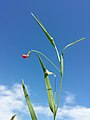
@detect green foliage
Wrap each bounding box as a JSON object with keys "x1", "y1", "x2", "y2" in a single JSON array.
[
  {"x1": 60, "y1": 53, "x2": 64, "y2": 77},
  {"x1": 22, "y1": 80, "x2": 37, "y2": 120},
  {"x1": 62, "y1": 38, "x2": 85, "y2": 53},
  {"x1": 29, "y1": 50, "x2": 60, "y2": 72},
  {"x1": 31, "y1": 13, "x2": 55, "y2": 48},
  {"x1": 37, "y1": 54, "x2": 57, "y2": 119},
  {"x1": 31, "y1": 13, "x2": 60, "y2": 63},
  {"x1": 21, "y1": 13, "x2": 85, "y2": 120}
]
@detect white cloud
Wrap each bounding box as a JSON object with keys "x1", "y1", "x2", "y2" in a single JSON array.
[
  {"x1": 34, "y1": 92, "x2": 90, "y2": 120},
  {"x1": 0, "y1": 84, "x2": 90, "y2": 120},
  {"x1": 34, "y1": 105, "x2": 90, "y2": 120},
  {"x1": 64, "y1": 91, "x2": 76, "y2": 105},
  {"x1": 0, "y1": 84, "x2": 26, "y2": 120},
  {"x1": 34, "y1": 105, "x2": 52, "y2": 117},
  {"x1": 56, "y1": 105, "x2": 90, "y2": 120}
]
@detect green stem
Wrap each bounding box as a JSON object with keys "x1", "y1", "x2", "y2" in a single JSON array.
[
  {"x1": 56, "y1": 73, "x2": 63, "y2": 111},
  {"x1": 53, "y1": 76, "x2": 56, "y2": 101},
  {"x1": 54, "y1": 46, "x2": 60, "y2": 63},
  {"x1": 54, "y1": 114, "x2": 56, "y2": 120},
  {"x1": 28, "y1": 49, "x2": 60, "y2": 72}
]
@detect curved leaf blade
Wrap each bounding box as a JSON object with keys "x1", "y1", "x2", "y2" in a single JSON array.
[
  {"x1": 62, "y1": 38, "x2": 85, "y2": 52},
  {"x1": 22, "y1": 80, "x2": 37, "y2": 120}
]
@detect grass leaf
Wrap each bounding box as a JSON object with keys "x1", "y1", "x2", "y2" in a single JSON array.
[
  {"x1": 62, "y1": 38, "x2": 85, "y2": 52},
  {"x1": 31, "y1": 13, "x2": 55, "y2": 48},
  {"x1": 37, "y1": 54, "x2": 57, "y2": 116},
  {"x1": 31, "y1": 13, "x2": 60, "y2": 63},
  {"x1": 22, "y1": 80, "x2": 37, "y2": 120}
]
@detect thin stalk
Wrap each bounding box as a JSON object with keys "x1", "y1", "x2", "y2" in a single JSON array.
[
  {"x1": 54, "y1": 46, "x2": 61, "y2": 63},
  {"x1": 53, "y1": 76, "x2": 56, "y2": 102},
  {"x1": 53, "y1": 76, "x2": 57, "y2": 118},
  {"x1": 56, "y1": 76, "x2": 62, "y2": 110},
  {"x1": 28, "y1": 49, "x2": 60, "y2": 72},
  {"x1": 54, "y1": 114, "x2": 56, "y2": 120}
]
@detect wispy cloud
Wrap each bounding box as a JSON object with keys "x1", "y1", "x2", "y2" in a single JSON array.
[
  {"x1": 0, "y1": 84, "x2": 90, "y2": 120},
  {"x1": 64, "y1": 91, "x2": 76, "y2": 105}
]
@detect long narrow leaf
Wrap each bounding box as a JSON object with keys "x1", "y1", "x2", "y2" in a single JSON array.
[
  {"x1": 31, "y1": 13, "x2": 55, "y2": 48},
  {"x1": 37, "y1": 54, "x2": 57, "y2": 116},
  {"x1": 22, "y1": 80, "x2": 37, "y2": 120},
  {"x1": 62, "y1": 38, "x2": 85, "y2": 52},
  {"x1": 10, "y1": 115, "x2": 16, "y2": 120},
  {"x1": 31, "y1": 13, "x2": 60, "y2": 63}
]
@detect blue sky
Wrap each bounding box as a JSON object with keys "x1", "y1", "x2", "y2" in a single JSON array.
[{"x1": 0, "y1": 0, "x2": 90, "y2": 120}]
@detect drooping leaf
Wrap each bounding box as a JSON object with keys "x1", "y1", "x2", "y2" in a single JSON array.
[
  {"x1": 31, "y1": 13, "x2": 60, "y2": 63},
  {"x1": 62, "y1": 38, "x2": 85, "y2": 52},
  {"x1": 28, "y1": 49, "x2": 60, "y2": 72},
  {"x1": 22, "y1": 80, "x2": 37, "y2": 120},
  {"x1": 37, "y1": 54, "x2": 57, "y2": 116},
  {"x1": 10, "y1": 115, "x2": 16, "y2": 120}
]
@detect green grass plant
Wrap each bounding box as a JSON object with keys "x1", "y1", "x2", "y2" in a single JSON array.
[{"x1": 10, "y1": 13, "x2": 85, "y2": 120}]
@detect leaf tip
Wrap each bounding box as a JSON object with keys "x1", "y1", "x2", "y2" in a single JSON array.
[
  {"x1": 31, "y1": 12, "x2": 36, "y2": 18},
  {"x1": 22, "y1": 79, "x2": 24, "y2": 85},
  {"x1": 31, "y1": 12, "x2": 34, "y2": 16},
  {"x1": 81, "y1": 37, "x2": 86, "y2": 40}
]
